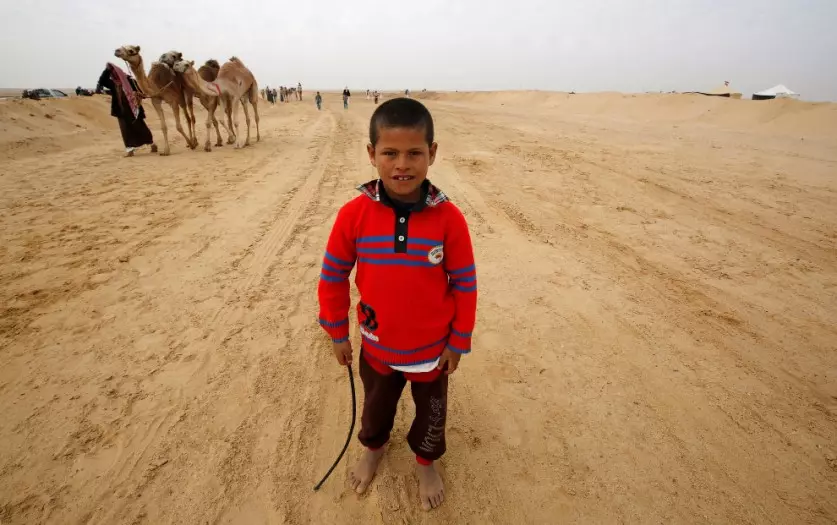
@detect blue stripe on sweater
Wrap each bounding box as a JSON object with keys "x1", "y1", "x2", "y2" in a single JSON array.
[
  {"x1": 448, "y1": 264, "x2": 476, "y2": 275},
  {"x1": 358, "y1": 257, "x2": 435, "y2": 268},
  {"x1": 361, "y1": 334, "x2": 448, "y2": 355},
  {"x1": 324, "y1": 251, "x2": 354, "y2": 268},
  {"x1": 447, "y1": 342, "x2": 471, "y2": 354},
  {"x1": 450, "y1": 275, "x2": 476, "y2": 283},
  {"x1": 366, "y1": 354, "x2": 442, "y2": 367},
  {"x1": 452, "y1": 283, "x2": 477, "y2": 292},
  {"x1": 357, "y1": 235, "x2": 394, "y2": 244},
  {"x1": 451, "y1": 328, "x2": 472, "y2": 338},
  {"x1": 319, "y1": 318, "x2": 348, "y2": 328},
  {"x1": 320, "y1": 272, "x2": 347, "y2": 283},
  {"x1": 358, "y1": 247, "x2": 428, "y2": 257},
  {"x1": 322, "y1": 261, "x2": 351, "y2": 274},
  {"x1": 357, "y1": 236, "x2": 442, "y2": 246}
]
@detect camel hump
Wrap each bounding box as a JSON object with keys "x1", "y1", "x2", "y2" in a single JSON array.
[
  {"x1": 198, "y1": 64, "x2": 219, "y2": 82},
  {"x1": 204, "y1": 59, "x2": 220, "y2": 70},
  {"x1": 149, "y1": 62, "x2": 177, "y2": 88}
]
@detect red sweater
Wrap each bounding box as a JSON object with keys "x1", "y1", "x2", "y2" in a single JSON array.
[{"x1": 317, "y1": 180, "x2": 477, "y2": 366}]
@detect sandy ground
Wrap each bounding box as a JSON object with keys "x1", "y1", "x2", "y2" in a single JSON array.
[{"x1": 1, "y1": 91, "x2": 836, "y2": 524}]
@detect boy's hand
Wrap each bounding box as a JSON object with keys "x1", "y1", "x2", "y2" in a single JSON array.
[
  {"x1": 332, "y1": 340, "x2": 353, "y2": 366},
  {"x1": 437, "y1": 347, "x2": 462, "y2": 375}
]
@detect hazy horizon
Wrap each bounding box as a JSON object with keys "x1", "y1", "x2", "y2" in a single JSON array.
[{"x1": 3, "y1": 0, "x2": 836, "y2": 101}]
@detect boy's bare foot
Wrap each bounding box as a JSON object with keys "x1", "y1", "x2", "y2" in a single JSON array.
[
  {"x1": 348, "y1": 447, "x2": 384, "y2": 494},
  {"x1": 417, "y1": 462, "x2": 444, "y2": 511}
]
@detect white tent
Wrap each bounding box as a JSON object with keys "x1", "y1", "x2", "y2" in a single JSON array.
[{"x1": 753, "y1": 84, "x2": 799, "y2": 100}]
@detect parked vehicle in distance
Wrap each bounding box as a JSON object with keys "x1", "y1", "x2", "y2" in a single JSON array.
[{"x1": 22, "y1": 88, "x2": 68, "y2": 100}]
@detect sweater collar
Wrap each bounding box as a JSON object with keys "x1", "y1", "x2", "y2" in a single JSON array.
[{"x1": 357, "y1": 179, "x2": 449, "y2": 211}]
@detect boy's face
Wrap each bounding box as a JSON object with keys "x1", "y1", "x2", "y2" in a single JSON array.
[{"x1": 367, "y1": 126, "x2": 437, "y2": 202}]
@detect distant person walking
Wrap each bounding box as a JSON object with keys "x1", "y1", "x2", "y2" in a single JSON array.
[
  {"x1": 373, "y1": 90, "x2": 380, "y2": 104},
  {"x1": 343, "y1": 87, "x2": 351, "y2": 109},
  {"x1": 96, "y1": 63, "x2": 154, "y2": 157},
  {"x1": 298, "y1": 82, "x2": 303, "y2": 101},
  {"x1": 315, "y1": 91, "x2": 323, "y2": 111}
]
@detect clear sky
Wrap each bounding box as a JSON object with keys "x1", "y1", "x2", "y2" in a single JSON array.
[{"x1": 2, "y1": 0, "x2": 836, "y2": 100}]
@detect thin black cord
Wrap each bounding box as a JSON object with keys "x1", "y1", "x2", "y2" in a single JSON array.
[{"x1": 314, "y1": 364, "x2": 356, "y2": 491}]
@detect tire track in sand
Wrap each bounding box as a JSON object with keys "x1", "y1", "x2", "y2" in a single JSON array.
[
  {"x1": 262, "y1": 110, "x2": 368, "y2": 524},
  {"x1": 83, "y1": 111, "x2": 339, "y2": 525},
  {"x1": 155, "y1": 109, "x2": 365, "y2": 525},
  {"x1": 186, "y1": 111, "x2": 338, "y2": 381}
]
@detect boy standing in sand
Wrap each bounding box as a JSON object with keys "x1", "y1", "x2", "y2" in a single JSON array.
[{"x1": 317, "y1": 98, "x2": 477, "y2": 511}]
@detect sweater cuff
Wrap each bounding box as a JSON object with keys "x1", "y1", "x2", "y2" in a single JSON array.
[
  {"x1": 447, "y1": 329, "x2": 472, "y2": 355},
  {"x1": 319, "y1": 317, "x2": 350, "y2": 343}
]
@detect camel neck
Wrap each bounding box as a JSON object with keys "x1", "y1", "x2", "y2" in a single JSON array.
[
  {"x1": 129, "y1": 57, "x2": 152, "y2": 94},
  {"x1": 187, "y1": 70, "x2": 222, "y2": 97}
]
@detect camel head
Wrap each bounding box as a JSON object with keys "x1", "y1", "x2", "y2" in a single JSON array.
[
  {"x1": 115, "y1": 45, "x2": 141, "y2": 65},
  {"x1": 173, "y1": 60, "x2": 196, "y2": 74},
  {"x1": 159, "y1": 50, "x2": 183, "y2": 68}
]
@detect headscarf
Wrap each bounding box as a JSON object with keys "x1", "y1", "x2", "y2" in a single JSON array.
[{"x1": 108, "y1": 62, "x2": 140, "y2": 119}]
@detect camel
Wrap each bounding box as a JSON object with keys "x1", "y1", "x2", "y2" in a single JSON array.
[
  {"x1": 174, "y1": 59, "x2": 261, "y2": 151},
  {"x1": 184, "y1": 57, "x2": 261, "y2": 148},
  {"x1": 114, "y1": 45, "x2": 197, "y2": 155},
  {"x1": 162, "y1": 53, "x2": 232, "y2": 149},
  {"x1": 159, "y1": 50, "x2": 198, "y2": 148},
  {"x1": 196, "y1": 60, "x2": 229, "y2": 147},
  {"x1": 218, "y1": 57, "x2": 260, "y2": 148},
  {"x1": 175, "y1": 57, "x2": 260, "y2": 149}
]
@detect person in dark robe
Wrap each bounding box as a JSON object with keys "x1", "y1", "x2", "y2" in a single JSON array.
[
  {"x1": 342, "y1": 87, "x2": 351, "y2": 109},
  {"x1": 96, "y1": 63, "x2": 155, "y2": 157}
]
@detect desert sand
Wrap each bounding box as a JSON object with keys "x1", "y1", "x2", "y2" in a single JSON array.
[{"x1": 1, "y1": 90, "x2": 836, "y2": 524}]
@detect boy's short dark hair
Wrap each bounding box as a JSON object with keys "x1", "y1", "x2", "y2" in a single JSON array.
[{"x1": 369, "y1": 98, "x2": 434, "y2": 147}]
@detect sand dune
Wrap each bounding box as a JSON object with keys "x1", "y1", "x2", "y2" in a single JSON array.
[
  {"x1": 1, "y1": 92, "x2": 836, "y2": 524},
  {"x1": 3, "y1": 91, "x2": 836, "y2": 158},
  {"x1": 417, "y1": 90, "x2": 837, "y2": 137}
]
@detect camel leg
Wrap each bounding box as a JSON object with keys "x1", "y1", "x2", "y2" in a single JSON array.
[
  {"x1": 204, "y1": 110, "x2": 215, "y2": 152},
  {"x1": 248, "y1": 87, "x2": 261, "y2": 142},
  {"x1": 240, "y1": 98, "x2": 252, "y2": 147},
  {"x1": 216, "y1": 100, "x2": 232, "y2": 142},
  {"x1": 203, "y1": 100, "x2": 214, "y2": 153},
  {"x1": 187, "y1": 95, "x2": 198, "y2": 149},
  {"x1": 252, "y1": 101, "x2": 261, "y2": 142},
  {"x1": 211, "y1": 98, "x2": 224, "y2": 147},
  {"x1": 225, "y1": 97, "x2": 236, "y2": 145},
  {"x1": 170, "y1": 103, "x2": 192, "y2": 150},
  {"x1": 213, "y1": 115, "x2": 224, "y2": 146},
  {"x1": 232, "y1": 98, "x2": 243, "y2": 149},
  {"x1": 152, "y1": 98, "x2": 170, "y2": 156}
]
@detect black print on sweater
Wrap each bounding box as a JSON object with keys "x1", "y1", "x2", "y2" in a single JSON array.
[{"x1": 360, "y1": 302, "x2": 378, "y2": 331}]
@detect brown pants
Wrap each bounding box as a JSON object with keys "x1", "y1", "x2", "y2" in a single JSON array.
[{"x1": 358, "y1": 350, "x2": 448, "y2": 461}]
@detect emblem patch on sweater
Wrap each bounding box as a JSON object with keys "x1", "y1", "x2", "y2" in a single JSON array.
[{"x1": 428, "y1": 245, "x2": 444, "y2": 265}]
